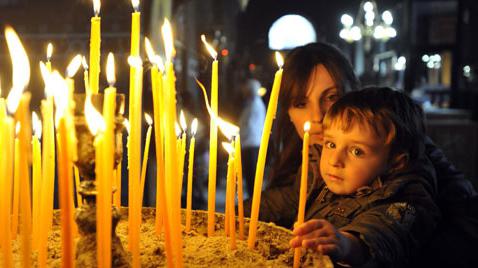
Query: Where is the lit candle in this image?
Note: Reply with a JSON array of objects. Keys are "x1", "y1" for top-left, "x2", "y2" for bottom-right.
[
  {"x1": 6, "y1": 26, "x2": 32, "y2": 267},
  {"x1": 46, "y1": 43, "x2": 53, "y2": 72},
  {"x1": 127, "y1": 55, "x2": 143, "y2": 268},
  {"x1": 32, "y1": 112, "x2": 42, "y2": 251},
  {"x1": 248, "y1": 51, "x2": 284, "y2": 249},
  {"x1": 178, "y1": 110, "x2": 187, "y2": 196},
  {"x1": 0, "y1": 115, "x2": 14, "y2": 268},
  {"x1": 185, "y1": 118, "x2": 198, "y2": 232},
  {"x1": 85, "y1": 94, "x2": 106, "y2": 268},
  {"x1": 82, "y1": 56, "x2": 90, "y2": 94},
  {"x1": 100, "y1": 52, "x2": 117, "y2": 268},
  {"x1": 66, "y1": 54, "x2": 82, "y2": 163},
  {"x1": 74, "y1": 166, "x2": 82, "y2": 207},
  {"x1": 293, "y1": 121, "x2": 310, "y2": 268},
  {"x1": 145, "y1": 37, "x2": 168, "y2": 238},
  {"x1": 201, "y1": 34, "x2": 219, "y2": 237},
  {"x1": 139, "y1": 113, "x2": 153, "y2": 208},
  {"x1": 162, "y1": 18, "x2": 183, "y2": 267},
  {"x1": 37, "y1": 65, "x2": 56, "y2": 268},
  {"x1": 52, "y1": 72, "x2": 75, "y2": 268},
  {"x1": 223, "y1": 142, "x2": 237, "y2": 249},
  {"x1": 89, "y1": 0, "x2": 101, "y2": 94},
  {"x1": 234, "y1": 135, "x2": 245, "y2": 240}
]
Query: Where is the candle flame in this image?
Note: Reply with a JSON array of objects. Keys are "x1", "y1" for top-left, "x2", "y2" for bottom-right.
[
  {"x1": 127, "y1": 56, "x2": 143, "y2": 68},
  {"x1": 84, "y1": 94, "x2": 105, "y2": 135},
  {"x1": 161, "y1": 18, "x2": 175, "y2": 62},
  {"x1": 66, "y1": 54, "x2": 82, "y2": 78},
  {"x1": 175, "y1": 122, "x2": 181, "y2": 137},
  {"x1": 191, "y1": 118, "x2": 198, "y2": 136},
  {"x1": 93, "y1": 0, "x2": 101, "y2": 16},
  {"x1": 196, "y1": 79, "x2": 239, "y2": 140},
  {"x1": 123, "y1": 118, "x2": 130, "y2": 134},
  {"x1": 46, "y1": 43, "x2": 53, "y2": 61},
  {"x1": 222, "y1": 142, "x2": 234, "y2": 154},
  {"x1": 5, "y1": 26, "x2": 31, "y2": 114},
  {"x1": 106, "y1": 52, "x2": 116, "y2": 86},
  {"x1": 32, "y1": 111, "x2": 42, "y2": 139},
  {"x1": 145, "y1": 37, "x2": 164, "y2": 71},
  {"x1": 304, "y1": 121, "x2": 311, "y2": 132},
  {"x1": 275, "y1": 51, "x2": 284, "y2": 69},
  {"x1": 201, "y1": 35, "x2": 218, "y2": 60},
  {"x1": 82, "y1": 56, "x2": 89, "y2": 70},
  {"x1": 49, "y1": 71, "x2": 69, "y2": 124},
  {"x1": 144, "y1": 113, "x2": 153, "y2": 126},
  {"x1": 131, "y1": 0, "x2": 140, "y2": 11},
  {"x1": 179, "y1": 110, "x2": 187, "y2": 131},
  {"x1": 15, "y1": 122, "x2": 20, "y2": 136}
]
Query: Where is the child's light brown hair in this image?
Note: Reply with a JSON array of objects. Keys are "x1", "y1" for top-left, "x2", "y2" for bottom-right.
[{"x1": 323, "y1": 87, "x2": 426, "y2": 162}]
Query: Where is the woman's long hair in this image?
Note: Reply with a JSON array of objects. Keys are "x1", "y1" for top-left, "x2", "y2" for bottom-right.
[{"x1": 268, "y1": 42, "x2": 359, "y2": 188}]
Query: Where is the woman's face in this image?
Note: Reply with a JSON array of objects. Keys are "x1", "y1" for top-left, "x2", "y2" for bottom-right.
[{"x1": 288, "y1": 65, "x2": 341, "y2": 145}]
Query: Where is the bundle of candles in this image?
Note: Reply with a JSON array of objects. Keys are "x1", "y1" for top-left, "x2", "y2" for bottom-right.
[{"x1": 0, "y1": 0, "x2": 315, "y2": 267}]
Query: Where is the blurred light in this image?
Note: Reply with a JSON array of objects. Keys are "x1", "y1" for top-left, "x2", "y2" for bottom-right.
[
  {"x1": 463, "y1": 65, "x2": 471, "y2": 78},
  {"x1": 221, "y1": 48, "x2": 229, "y2": 57},
  {"x1": 364, "y1": 1, "x2": 374, "y2": 12},
  {"x1": 394, "y1": 56, "x2": 406, "y2": 71},
  {"x1": 422, "y1": 54, "x2": 430, "y2": 62},
  {"x1": 268, "y1": 14, "x2": 316, "y2": 50},
  {"x1": 382, "y1": 10, "x2": 393, "y2": 25},
  {"x1": 341, "y1": 14, "x2": 354, "y2": 27},
  {"x1": 248, "y1": 63, "x2": 256, "y2": 71}
]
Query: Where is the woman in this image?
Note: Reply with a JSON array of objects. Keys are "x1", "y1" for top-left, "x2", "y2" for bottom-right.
[{"x1": 244, "y1": 42, "x2": 476, "y2": 266}]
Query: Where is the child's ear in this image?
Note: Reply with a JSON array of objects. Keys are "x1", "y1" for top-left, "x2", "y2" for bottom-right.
[{"x1": 389, "y1": 152, "x2": 409, "y2": 173}]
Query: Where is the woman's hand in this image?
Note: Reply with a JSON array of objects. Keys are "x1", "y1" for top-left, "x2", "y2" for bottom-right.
[{"x1": 290, "y1": 219, "x2": 351, "y2": 260}]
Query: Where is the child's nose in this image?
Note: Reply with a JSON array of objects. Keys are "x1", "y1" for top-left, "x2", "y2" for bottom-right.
[{"x1": 328, "y1": 150, "x2": 344, "y2": 168}]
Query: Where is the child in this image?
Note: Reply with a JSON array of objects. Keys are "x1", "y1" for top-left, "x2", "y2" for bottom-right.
[{"x1": 289, "y1": 87, "x2": 441, "y2": 266}]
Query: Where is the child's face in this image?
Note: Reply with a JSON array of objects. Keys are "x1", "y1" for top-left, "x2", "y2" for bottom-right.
[
  {"x1": 288, "y1": 65, "x2": 341, "y2": 145},
  {"x1": 319, "y1": 123, "x2": 391, "y2": 195}
]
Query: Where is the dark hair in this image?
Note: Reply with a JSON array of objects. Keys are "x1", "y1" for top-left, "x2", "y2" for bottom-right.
[
  {"x1": 269, "y1": 42, "x2": 359, "y2": 187},
  {"x1": 323, "y1": 86, "x2": 426, "y2": 162}
]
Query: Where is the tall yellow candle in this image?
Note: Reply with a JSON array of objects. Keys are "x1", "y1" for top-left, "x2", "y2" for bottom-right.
[
  {"x1": 49, "y1": 72, "x2": 76, "y2": 268},
  {"x1": 94, "y1": 132, "x2": 105, "y2": 268},
  {"x1": 145, "y1": 38, "x2": 167, "y2": 237},
  {"x1": 32, "y1": 112, "x2": 42, "y2": 251},
  {"x1": 201, "y1": 34, "x2": 219, "y2": 237},
  {"x1": 139, "y1": 113, "x2": 153, "y2": 207},
  {"x1": 234, "y1": 135, "x2": 245, "y2": 240},
  {"x1": 89, "y1": 0, "x2": 101, "y2": 94},
  {"x1": 12, "y1": 133, "x2": 20, "y2": 240},
  {"x1": 185, "y1": 118, "x2": 198, "y2": 232},
  {"x1": 0, "y1": 116, "x2": 14, "y2": 268},
  {"x1": 293, "y1": 122, "x2": 310, "y2": 268},
  {"x1": 57, "y1": 116, "x2": 75, "y2": 268},
  {"x1": 127, "y1": 56, "x2": 143, "y2": 268},
  {"x1": 178, "y1": 110, "x2": 187, "y2": 197},
  {"x1": 162, "y1": 19, "x2": 183, "y2": 267},
  {"x1": 38, "y1": 97, "x2": 55, "y2": 268},
  {"x1": 248, "y1": 52, "x2": 284, "y2": 249}
]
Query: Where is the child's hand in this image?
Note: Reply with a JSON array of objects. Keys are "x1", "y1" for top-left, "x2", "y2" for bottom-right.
[{"x1": 290, "y1": 219, "x2": 351, "y2": 260}]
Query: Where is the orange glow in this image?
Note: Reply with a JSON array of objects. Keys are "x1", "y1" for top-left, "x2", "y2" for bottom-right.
[{"x1": 304, "y1": 121, "x2": 311, "y2": 132}]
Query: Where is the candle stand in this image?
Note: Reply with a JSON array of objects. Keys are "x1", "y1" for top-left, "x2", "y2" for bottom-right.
[{"x1": 73, "y1": 93, "x2": 130, "y2": 267}]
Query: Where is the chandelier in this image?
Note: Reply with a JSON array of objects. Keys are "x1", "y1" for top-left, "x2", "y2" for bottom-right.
[{"x1": 339, "y1": 0, "x2": 397, "y2": 43}]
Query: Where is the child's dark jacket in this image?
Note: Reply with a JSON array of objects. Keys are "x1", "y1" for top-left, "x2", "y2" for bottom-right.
[{"x1": 244, "y1": 142, "x2": 442, "y2": 267}]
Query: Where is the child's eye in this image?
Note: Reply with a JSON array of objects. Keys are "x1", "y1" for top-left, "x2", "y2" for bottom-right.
[
  {"x1": 324, "y1": 141, "x2": 336, "y2": 149},
  {"x1": 292, "y1": 101, "x2": 307, "y2": 108},
  {"x1": 350, "y1": 147, "x2": 364, "y2": 157}
]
